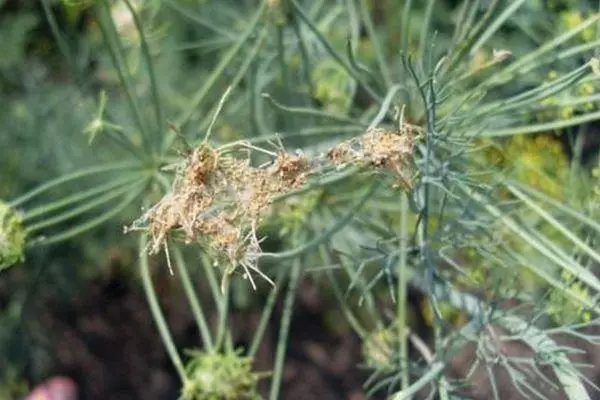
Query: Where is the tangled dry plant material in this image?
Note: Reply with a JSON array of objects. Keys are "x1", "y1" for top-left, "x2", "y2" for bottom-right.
[{"x1": 128, "y1": 125, "x2": 414, "y2": 291}]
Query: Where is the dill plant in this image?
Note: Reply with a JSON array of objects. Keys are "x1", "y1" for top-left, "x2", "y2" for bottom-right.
[{"x1": 3, "y1": 0, "x2": 600, "y2": 399}]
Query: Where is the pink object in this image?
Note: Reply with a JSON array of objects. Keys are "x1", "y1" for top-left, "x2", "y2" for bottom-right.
[{"x1": 25, "y1": 376, "x2": 78, "y2": 400}]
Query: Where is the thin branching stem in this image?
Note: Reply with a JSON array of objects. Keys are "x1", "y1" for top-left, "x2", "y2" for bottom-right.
[
  {"x1": 27, "y1": 183, "x2": 145, "y2": 247},
  {"x1": 400, "y1": 0, "x2": 413, "y2": 57},
  {"x1": 10, "y1": 162, "x2": 139, "y2": 207},
  {"x1": 320, "y1": 245, "x2": 368, "y2": 338},
  {"x1": 139, "y1": 234, "x2": 186, "y2": 381},
  {"x1": 289, "y1": 9, "x2": 316, "y2": 98},
  {"x1": 289, "y1": 0, "x2": 383, "y2": 104},
  {"x1": 164, "y1": 0, "x2": 236, "y2": 39},
  {"x1": 262, "y1": 181, "x2": 380, "y2": 260},
  {"x1": 214, "y1": 282, "x2": 231, "y2": 351},
  {"x1": 269, "y1": 255, "x2": 303, "y2": 400},
  {"x1": 123, "y1": 0, "x2": 165, "y2": 153},
  {"x1": 397, "y1": 194, "x2": 410, "y2": 391},
  {"x1": 173, "y1": 247, "x2": 214, "y2": 351},
  {"x1": 174, "y1": 0, "x2": 269, "y2": 132},
  {"x1": 262, "y1": 93, "x2": 363, "y2": 126},
  {"x1": 357, "y1": 0, "x2": 392, "y2": 86},
  {"x1": 22, "y1": 174, "x2": 139, "y2": 222},
  {"x1": 95, "y1": 2, "x2": 153, "y2": 157},
  {"x1": 275, "y1": 22, "x2": 291, "y2": 131},
  {"x1": 248, "y1": 270, "x2": 288, "y2": 357},
  {"x1": 176, "y1": 28, "x2": 269, "y2": 147},
  {"x1": 25, "y1": 184, "x2": 136, "y2": 234}
]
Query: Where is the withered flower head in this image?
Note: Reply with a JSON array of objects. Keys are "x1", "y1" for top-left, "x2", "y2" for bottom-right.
[
  {"x1": 131, "y1": 142, "x2": 310, "y2": 290},
  {"x1": 327, "y1": 126, "x2": 414, "y2": 188},
  {"x1": 129, "y1": 120, "x2": 415, "y2": 289}
]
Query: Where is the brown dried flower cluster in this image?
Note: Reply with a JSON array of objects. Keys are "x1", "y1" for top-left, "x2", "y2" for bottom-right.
[
  {"x1": 130, "y1": 124, "x2": 414, "y2": 290},
  {"x1": 132, "y1": 142, "x2": 309, "y2": 290},
  {"x1": 327, "y1": 127, "x2": 414, "y2": 189}
]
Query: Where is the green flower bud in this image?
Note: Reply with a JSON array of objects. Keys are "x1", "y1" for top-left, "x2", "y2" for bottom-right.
[
  {"x1": 182, "y1": 349, "x2": 266, "y2": 400},
  {"x1": 362, "y1": 327, "x2": 396, "y2": 371},
  {"x1": 0, "y1": 201, "x2": 27, "y2": 271}
]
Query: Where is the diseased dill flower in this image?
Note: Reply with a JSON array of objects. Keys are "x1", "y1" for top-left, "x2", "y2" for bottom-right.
[
  {"x1": 327, "y1": 126, "x2": 414, "y2": 189},
  {"x1": 0, "y1": 200, "x2": 27, "y2": 271},
  {"x1": 129, "y1": 141, "x2": 310, "y2": 290},
  {"x1": 181, "y1": 349, "x2": 267, "y2": 400},
  {"x1": 129, "y1": 123, "x2": 414, "y2": 290}
]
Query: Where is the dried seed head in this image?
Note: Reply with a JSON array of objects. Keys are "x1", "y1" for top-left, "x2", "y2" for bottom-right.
[
  {"x1": 327, "y1": 126, "x2": 414, "y2": 188},
  {"x1": 361, "y1": 127, "x2": 413, "y2": 169},
  {"x1": 187, "y1": 145, "x2": 218, "y2": 185},
  {"x1": 131, "y1": 142, "x2": 310, "y2": 289},
  {"x1": 326, "y1": 142, "x2": 352, "y2": 164},
  {"x1": 130, "y1": 121, "x2": 414, "y2": 288},
  {"x1": 271, "y1": 151, "x2": 308, "y2": 187}
]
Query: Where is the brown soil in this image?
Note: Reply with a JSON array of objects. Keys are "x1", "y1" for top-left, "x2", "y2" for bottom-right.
[
  {"x1": 15, "y1": 257, "x2": 600, "y2": 400},
  {"x1": 32, "y1": 268, "x2": 384, "y2": 400}
]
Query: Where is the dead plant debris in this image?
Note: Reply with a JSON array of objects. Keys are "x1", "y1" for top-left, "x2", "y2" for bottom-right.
[{"x1": 127, "y1": 125, "x2": 414, "y2": 289}]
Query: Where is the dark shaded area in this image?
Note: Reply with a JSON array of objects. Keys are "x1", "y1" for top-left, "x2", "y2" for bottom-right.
[
  {"x1": 23, "y1": 267, "x2": 600, "y2": 400},
  {"x1": 30, "y1": 268, "x2": 385, "y2": 400}
]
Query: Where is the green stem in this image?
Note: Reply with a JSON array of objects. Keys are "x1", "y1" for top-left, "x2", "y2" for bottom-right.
[
  {"x1": 290, "y1": 10, "x2": 316, "y2": 98},
  {"x1": 27, "y1": 184, "x2": 145, "y2": 247},
  {"x1": 290, "y1": 0, "x2": 383, "y2": 104},
  {"x1": 506, "y1": 183, "x2": 600, "y2": 267},
  {"x1": 320, "y1": 245, "x2": 368, "y2": 338},
  {"x1": 200, "y1": 252, "x2": 222, "y2": 307},
  {"x1": 95, "y1": 2, "x2": 153, "y2": 156},
  {"x1": 419, "y1": 0, "x2": 436, "y2": 61},
  {"x1": 506, "y1": 180, "x2": 600, "y2": 232},
  {"x1": 400, "y1": 0, "x2": 413, "y2": 56},
  {"x1": 214, "y1": 282, "x2": 231, "y2": 351},
  {"x1": 275, "y1": 22, "x2": 290, "y2": 131},
  {"x1": 123, "y1": 0, "x2": 165, "y2": 147},
  {"x1": 11, "y1": 162, "x2": 139, "y2": 207},
  {"x1": 40, "y1": 0, "x2": 75, "y2": 70},
  {"x1": 262, "y1": 93, "x2": 363, "y2": 125},
  {"x1": 23, "y1": 174, "x2": 138, "y2": 222},
  {"x1": 174, "y1": 0, "x2": 269, "y2": 131},
  {"x1": 25, "y1": 184, "x2": 136, "y2": 233},
  {"x1": 246, "y1": 125, "x2": 363, "y2": 146},
  {"x1": 261, "y1": 181, "x2": 379, "y2": 260},
  {"x1": 391, "y1": 360, "x2": 444, "y2": 400},
  {"x1": 269, "y1": 257, "x2": 303, "y2": 400},
  {"x1": 358, "y1": 0, "x2": 392, "y2": 86},
  {"x1": 175, "y1": 27, "x2": 270, "y2": 147},
  {"x1": 397, "y1": 194, "x2": 409, "y2": 391},
  {"x1": 173, "y1": 247, "x2": 213, "y2": 351},
  {"x1": 248, "y1": 270, "x2": 288, "y2": 357},
  {"x1": 443, "y1": 0, "x2": 502, "y2": 76},
  {"x1": 139, "y1": 235, "x2": 186, "y2": 380}
]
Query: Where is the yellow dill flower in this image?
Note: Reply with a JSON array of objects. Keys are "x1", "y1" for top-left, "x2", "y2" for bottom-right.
[
  {"x1": 504, "y1": 135, "x2": 567, "y2": 199},
  {"x1": 547, "y1": 271, "x2": 592, "y2": 325},
  {"x1": 560, "y1": 11, "x2": 596, "y2": 42}
]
